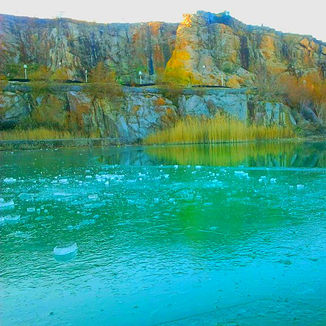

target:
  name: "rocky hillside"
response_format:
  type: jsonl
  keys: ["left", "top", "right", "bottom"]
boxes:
{"left": 0, "top": 83, "right": 308, "bottom": 142}
{"left": 1, "top": 11, "right": 326, "bottom": 85}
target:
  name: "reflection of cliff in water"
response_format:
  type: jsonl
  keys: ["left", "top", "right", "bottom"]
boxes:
{"left": 145, "top": 142, "right": 326, "bottom": 168}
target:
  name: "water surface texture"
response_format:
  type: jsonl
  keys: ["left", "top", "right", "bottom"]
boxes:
{"left": 1, "top": 142, "right": 326, "bottom": 325}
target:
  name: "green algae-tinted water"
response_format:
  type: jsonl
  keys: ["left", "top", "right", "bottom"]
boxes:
{"left": 1, "top": 142, "right": 326, "bottom": 325}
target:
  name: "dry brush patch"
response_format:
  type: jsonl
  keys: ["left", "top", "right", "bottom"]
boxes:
{"left": 144, "top": 114, "right": 295, "bottom": 145}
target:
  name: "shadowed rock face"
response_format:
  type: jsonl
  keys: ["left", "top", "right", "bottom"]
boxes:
{"left": 1, "top": 11, "right": 325, "bottom": 85}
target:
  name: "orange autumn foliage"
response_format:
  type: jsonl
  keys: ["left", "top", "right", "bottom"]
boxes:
{"left": 280, "top": 72, "right": 326, "bottom": 120}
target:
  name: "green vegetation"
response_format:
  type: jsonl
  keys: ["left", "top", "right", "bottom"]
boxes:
{"left": 83, "top": 62, "right": 123, "bottom": 101}
{"left": 144, "top": 114, "right": 294, "bottom": 145}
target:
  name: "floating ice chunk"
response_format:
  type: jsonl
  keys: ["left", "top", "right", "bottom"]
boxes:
{"left": 164, "top": 174, "right": 169, "bottom": 179}
{"left": 18, "top": 193, "right": 35, "bottom": 201}
{"left": 85, "top": 175, "right": 92, "bottom": 179}
{"left": 195, "top": 165, "right": 202, "bottom": 169}
{"left": 3, "top": 177, "right": 16, "bottom": 184}
{"left": 0, "top": 215, "right": 20, "bottom": 225}
{"left": 88, "top": 194, "right": 98, "bottom": 200}
{"left": 174, "top": 165, "right": 179, "bottom": 169}
{"left": 258, "top": 176, "right": 267, "bottom": 182}
{"left": 0, "top": 200, "right": 15, "bottom": 210}
{"left": 54, "top": 192, "right": 72, "bottom": 197}
{"left": 297, "top": 184, "right": 305, "bottom": 190}
{"left": 235, "top": 171, "right": 249, "bottom": 178}
{"left": 53, "top": 243, "right": 77, "bottom": 255}
{"left": 270, "top": 178, "right": 277, "bottom": 184}
{"left": 53, "top": 243, "right": 78, "bottom": 261}
{"left": 59, "top": 178, "right": 68, "bottom": 184}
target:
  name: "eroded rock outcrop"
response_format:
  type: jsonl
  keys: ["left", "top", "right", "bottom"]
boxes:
{"left": 0, "top": 84, "right": 302, "bottom": 142}
{"left": 0, "top": 11, "right": 325, "bottom": 85}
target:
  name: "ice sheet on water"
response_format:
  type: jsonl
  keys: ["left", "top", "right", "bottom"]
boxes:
{"left": 53, "top": 243, "right": 78, "bottom": 256}
{"left": 234, "top": 171, "right": 249, "bottom": 178}
{"left": 0, "top": 200, "right": 15, "bottom": 210}
{"left": 259, "top": 176, "right": 267, "bottom": 183}
{"left": 0, "top": 215, "right": 20, "bottom": 225}
{"left": 53, "top": 243, "right": 78, "bottom": 261}
{"left": 3, "top": 177, "right": 16, "bottom": 184}
{"left": 67, "top": 219, "right": 95, "bottom": 230}
{"left": 53, "top": 192, "right": 73, "bottom": 197}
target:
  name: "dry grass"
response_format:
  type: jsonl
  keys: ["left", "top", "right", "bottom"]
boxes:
{"left": 144, "top": 115, "right": 295, "bottom": 145}
{"left": 0, "top": 128, "right": 100, "bottom": 141}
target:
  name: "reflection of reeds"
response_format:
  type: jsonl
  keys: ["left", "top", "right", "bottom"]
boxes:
{"left": 146, "top": 142, "right": 303, "bottom": 167}
{"left": 0, "top": 128, "right": 100, "bottom": 140}
{"left": 144, "top": 115, "right": 295, "bottom": 145}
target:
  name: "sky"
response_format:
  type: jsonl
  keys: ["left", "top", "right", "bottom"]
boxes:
{"left": 0, "top": 0, "right": 325, "bottom": 41}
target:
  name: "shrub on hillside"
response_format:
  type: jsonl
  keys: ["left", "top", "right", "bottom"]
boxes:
{"left": 84, "top": 62, "right": 123, "bottom": 101}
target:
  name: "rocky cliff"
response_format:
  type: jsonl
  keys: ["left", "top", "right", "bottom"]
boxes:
{"left": 1, "top": 11, "right": 325, "bottom": 141}
{"left": 1, "top": 11, "right": 326, "bottom": 85}
{"left": 1, "top": 84, "right": 303, "bottom": 142}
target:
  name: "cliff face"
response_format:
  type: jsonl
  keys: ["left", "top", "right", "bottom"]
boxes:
{"left": 1, "top": 11, "right": 326, "bottom": 85}
{"left": 165, "top": 11, "right": 326, "bottom": 86}
{"left": 1, "top": 85, "right": 300, "bottom": 142}
{"left": 0, "top": 14, "right": 178, "bottom": 83}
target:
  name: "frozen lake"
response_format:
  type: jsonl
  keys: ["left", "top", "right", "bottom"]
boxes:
{"left": 1, "top": 141, "right": 326, "bottom": 325}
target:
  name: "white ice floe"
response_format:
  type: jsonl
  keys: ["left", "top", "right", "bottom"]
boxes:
{"left": 59, "top": 178, "right": 68, "bottom": 184}
{"left": 3, "top": 177, "right": 16, "bottom": 184}
{"left": 18, "top": 193, "right": 35, "bottom": 201}
{"left": 234, "top": 171, "right": 249, "bottom": 178}
{"left": 297, "top": 184, "right": 305, "bottom": 190}
{"left": 53, "top": 243, "right": 78, "bottom": 256}
{"left": 270, "top": 178, "right": 277, "bottom": 184}
{"left": 0, "top": 200, "right": 15, "bottom": 210}
{"left": 0, "top": 215, "right": 20, "bottom": 224}
{"left": 258, "top": 176, "right": 267, "bottom": 183}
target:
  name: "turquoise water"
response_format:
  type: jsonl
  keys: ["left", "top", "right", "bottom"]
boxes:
{"left": 1, "top": 142, "right": 326, "bottom": 325}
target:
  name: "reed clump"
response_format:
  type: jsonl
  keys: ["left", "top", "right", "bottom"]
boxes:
{"left": 0, "top": 128, "right": 100, "bottom": 141}
{"left": 144, "top": 115, "right": 295, "bottom": 145}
